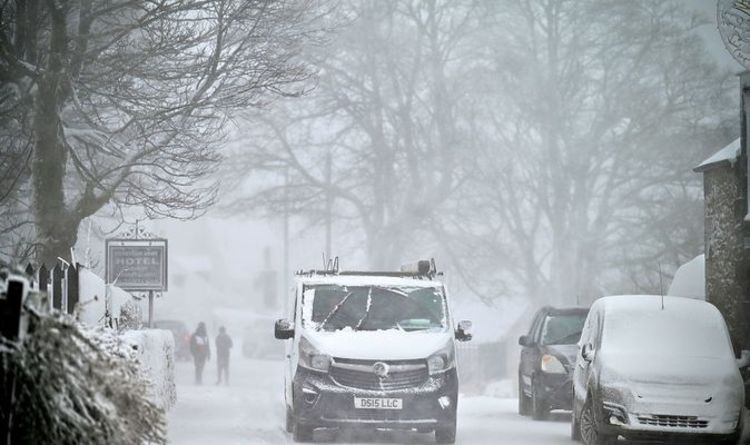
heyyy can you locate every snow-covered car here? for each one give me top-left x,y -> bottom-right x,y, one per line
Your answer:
572,295 -> 744,445
274,260 -> 472,443
518,306 -> 589,419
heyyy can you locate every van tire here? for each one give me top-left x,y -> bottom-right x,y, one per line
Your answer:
571,408 -> 582,441
435,423 -> 456,444
285,406 -> 294,433
293,422 -> 314,442
580,397 -> 615,445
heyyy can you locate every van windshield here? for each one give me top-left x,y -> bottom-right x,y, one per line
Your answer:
602,309 -> 734,359
303,285 -> 447,332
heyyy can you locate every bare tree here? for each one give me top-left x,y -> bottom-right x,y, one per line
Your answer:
227,0 -> 481,268
438,0 -> 736,304
0,0 -> 322,265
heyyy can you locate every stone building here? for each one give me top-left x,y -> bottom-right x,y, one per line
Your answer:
694,137 -> 747,354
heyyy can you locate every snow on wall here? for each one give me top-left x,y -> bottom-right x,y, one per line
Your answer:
121,329 -> 177,409
667,254 -> 705,300
696,138 -> 741,171
78,268 -> 132,326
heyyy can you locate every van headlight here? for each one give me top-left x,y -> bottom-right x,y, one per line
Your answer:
541,354 -> 566,374
298,337 -> 331,372
427,343 -> 456,375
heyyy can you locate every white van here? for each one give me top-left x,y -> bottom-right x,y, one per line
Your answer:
274,260 -> 472,443
572,295 -> 744,445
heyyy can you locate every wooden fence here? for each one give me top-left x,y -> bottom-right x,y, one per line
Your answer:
22,262 -> 80,315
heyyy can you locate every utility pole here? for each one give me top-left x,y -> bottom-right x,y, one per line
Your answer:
283,166 -> 290,300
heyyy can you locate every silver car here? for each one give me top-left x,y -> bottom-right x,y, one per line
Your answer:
572,295 -> 744,445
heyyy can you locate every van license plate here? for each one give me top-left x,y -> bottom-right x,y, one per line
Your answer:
354,397 -> 403,410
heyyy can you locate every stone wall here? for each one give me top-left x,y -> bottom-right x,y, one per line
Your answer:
704,165 -> 748,354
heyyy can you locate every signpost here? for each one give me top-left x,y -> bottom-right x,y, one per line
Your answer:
105,236 -> 168,327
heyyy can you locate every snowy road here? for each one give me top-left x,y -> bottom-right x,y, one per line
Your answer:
167,356 -> 572,444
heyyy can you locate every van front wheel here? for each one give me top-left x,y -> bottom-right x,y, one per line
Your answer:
435,423 -> 456,444
293,422 -> 314,443
285,406 -> 294,433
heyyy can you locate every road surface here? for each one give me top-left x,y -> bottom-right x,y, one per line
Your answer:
167,356 -> 572,444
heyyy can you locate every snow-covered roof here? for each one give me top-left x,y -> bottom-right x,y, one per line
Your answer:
295,274 -> 444,288
694,138 -> 741,172
667,254 -> 705,300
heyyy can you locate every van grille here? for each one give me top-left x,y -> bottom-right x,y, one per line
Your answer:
637,414 -> 709,429
330,358 -> 428,391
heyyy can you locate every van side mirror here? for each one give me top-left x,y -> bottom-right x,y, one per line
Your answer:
518,335 -> 532,347
455,320 -> 473,342
581,343 -> 595,362
274,319 -> 294,340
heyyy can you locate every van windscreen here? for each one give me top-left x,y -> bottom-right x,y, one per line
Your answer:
602,308 -> 734,359
303,285 -> 446,332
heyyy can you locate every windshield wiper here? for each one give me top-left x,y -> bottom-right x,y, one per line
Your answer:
354,287 -> 373,330
318,291 -> 354,331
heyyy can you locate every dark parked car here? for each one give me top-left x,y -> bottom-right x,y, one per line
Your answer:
153,319 -> 191,361
518,306 -> 589,420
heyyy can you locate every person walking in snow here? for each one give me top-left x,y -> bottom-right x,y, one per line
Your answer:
215,326 -> 233,385
190,322 -> 211,384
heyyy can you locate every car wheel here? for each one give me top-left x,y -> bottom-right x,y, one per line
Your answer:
435,423 -> 456,444
571,408 -> 582,441
531,378 -> 549,421
580,397 -> 615,445
285,405 -> 294,433
293,421 -> 314,442
518,376 -> 531,416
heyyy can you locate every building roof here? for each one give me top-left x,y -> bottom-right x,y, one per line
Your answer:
694,138 -> 741,172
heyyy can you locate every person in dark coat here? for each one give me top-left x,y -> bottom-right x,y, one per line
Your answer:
215,326 -> 233,385
190,322 -> 211,384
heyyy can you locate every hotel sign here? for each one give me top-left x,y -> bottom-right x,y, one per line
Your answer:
105,238 -> 168,291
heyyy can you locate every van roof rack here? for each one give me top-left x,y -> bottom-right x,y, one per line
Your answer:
295,258 -> 441,280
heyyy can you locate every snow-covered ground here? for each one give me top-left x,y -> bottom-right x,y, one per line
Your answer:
167,356 -> 571,444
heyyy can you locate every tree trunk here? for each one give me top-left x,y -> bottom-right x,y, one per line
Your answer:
31,5 -> 75,266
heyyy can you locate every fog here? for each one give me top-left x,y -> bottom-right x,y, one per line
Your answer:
1,0 -> 748,444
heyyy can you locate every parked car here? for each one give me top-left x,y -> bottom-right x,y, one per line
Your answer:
518,306 -> 589,419
152,319 -> 191,361
274,260 -> 472,443
572,295 -> 744,445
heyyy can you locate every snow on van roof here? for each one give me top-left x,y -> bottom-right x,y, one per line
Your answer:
295,273 -> 444,288
595,294 -> 719,316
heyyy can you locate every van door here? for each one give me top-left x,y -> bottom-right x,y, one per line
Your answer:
573,307 -> 598,415
284,284 -> 299,407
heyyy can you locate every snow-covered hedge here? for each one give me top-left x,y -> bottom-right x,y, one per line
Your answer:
77,267 -> 133,326
121,329 -> 177,409
1,309 -> 167,444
